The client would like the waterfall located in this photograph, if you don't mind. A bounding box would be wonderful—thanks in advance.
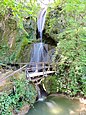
[30,7,48,66]
[36,84,47,101]
[37,0,54,41]
[37,8,47,41]
[29,0,54,101]
[36,85,42,100]
[30,43,48,63]
[30,43,48,72]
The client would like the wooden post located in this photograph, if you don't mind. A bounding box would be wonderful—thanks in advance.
[25,68,31,81]
[20,64,22,72]
[54,64,55,72]
[43,62,45,77]
[35,63,38,72]
[48,63,50,71]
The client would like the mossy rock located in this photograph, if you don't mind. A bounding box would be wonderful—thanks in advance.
[44,6,64,42]
[0,72,26,94]
[42,75,57,94]
[0,14,36,63]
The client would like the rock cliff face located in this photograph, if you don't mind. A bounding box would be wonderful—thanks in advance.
[44,7,63,42]
[0,14,17,48]
[0,13,36,63]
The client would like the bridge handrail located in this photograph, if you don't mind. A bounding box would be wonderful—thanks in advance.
[25,62,56,80]
[0,65,27,84]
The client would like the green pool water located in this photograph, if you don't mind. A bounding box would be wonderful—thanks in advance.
[26,95,83,115]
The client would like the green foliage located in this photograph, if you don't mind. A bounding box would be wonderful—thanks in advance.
[0,0,86,98]
[0,93,12,115]
[0,0,39,30]
[0,30,33,63]
[0,74,36,114]
[46,0,86,97]
[15,36,30,62]
[0,0,39,63]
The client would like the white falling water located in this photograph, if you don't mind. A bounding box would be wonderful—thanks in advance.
[37,8,47,41]
[30,43,48,63]
[30,0,54,66]
[37,0,54,41]
[29,0,55,101]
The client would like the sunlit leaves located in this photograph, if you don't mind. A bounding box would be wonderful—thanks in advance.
[0,74,36,114]
[0,0,39,30]
[49,0,86,96]
[64,0,86,13]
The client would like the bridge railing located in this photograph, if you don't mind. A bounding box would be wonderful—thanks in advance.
[25,62,55,71]
[25,62,57,80]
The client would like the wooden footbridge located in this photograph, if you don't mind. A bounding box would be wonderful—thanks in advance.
[0,62,56,85]
[25,62,55,85]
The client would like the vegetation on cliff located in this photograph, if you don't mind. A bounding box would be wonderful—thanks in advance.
[0,0,39,63]
[44,0,86,97]
[0,0,86,114]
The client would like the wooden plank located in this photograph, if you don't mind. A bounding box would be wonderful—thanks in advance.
[27,71,55,78]
[26,66,49,70]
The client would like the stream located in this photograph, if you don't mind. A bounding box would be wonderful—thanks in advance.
[26,95,86,115]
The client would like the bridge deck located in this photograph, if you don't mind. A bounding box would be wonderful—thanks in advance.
[27,71,55,78]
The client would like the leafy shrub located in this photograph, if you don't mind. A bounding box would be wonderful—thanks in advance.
[0,73,36,114]
[45,0,86,97]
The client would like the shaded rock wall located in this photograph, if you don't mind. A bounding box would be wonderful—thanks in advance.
[0,13,36,63]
